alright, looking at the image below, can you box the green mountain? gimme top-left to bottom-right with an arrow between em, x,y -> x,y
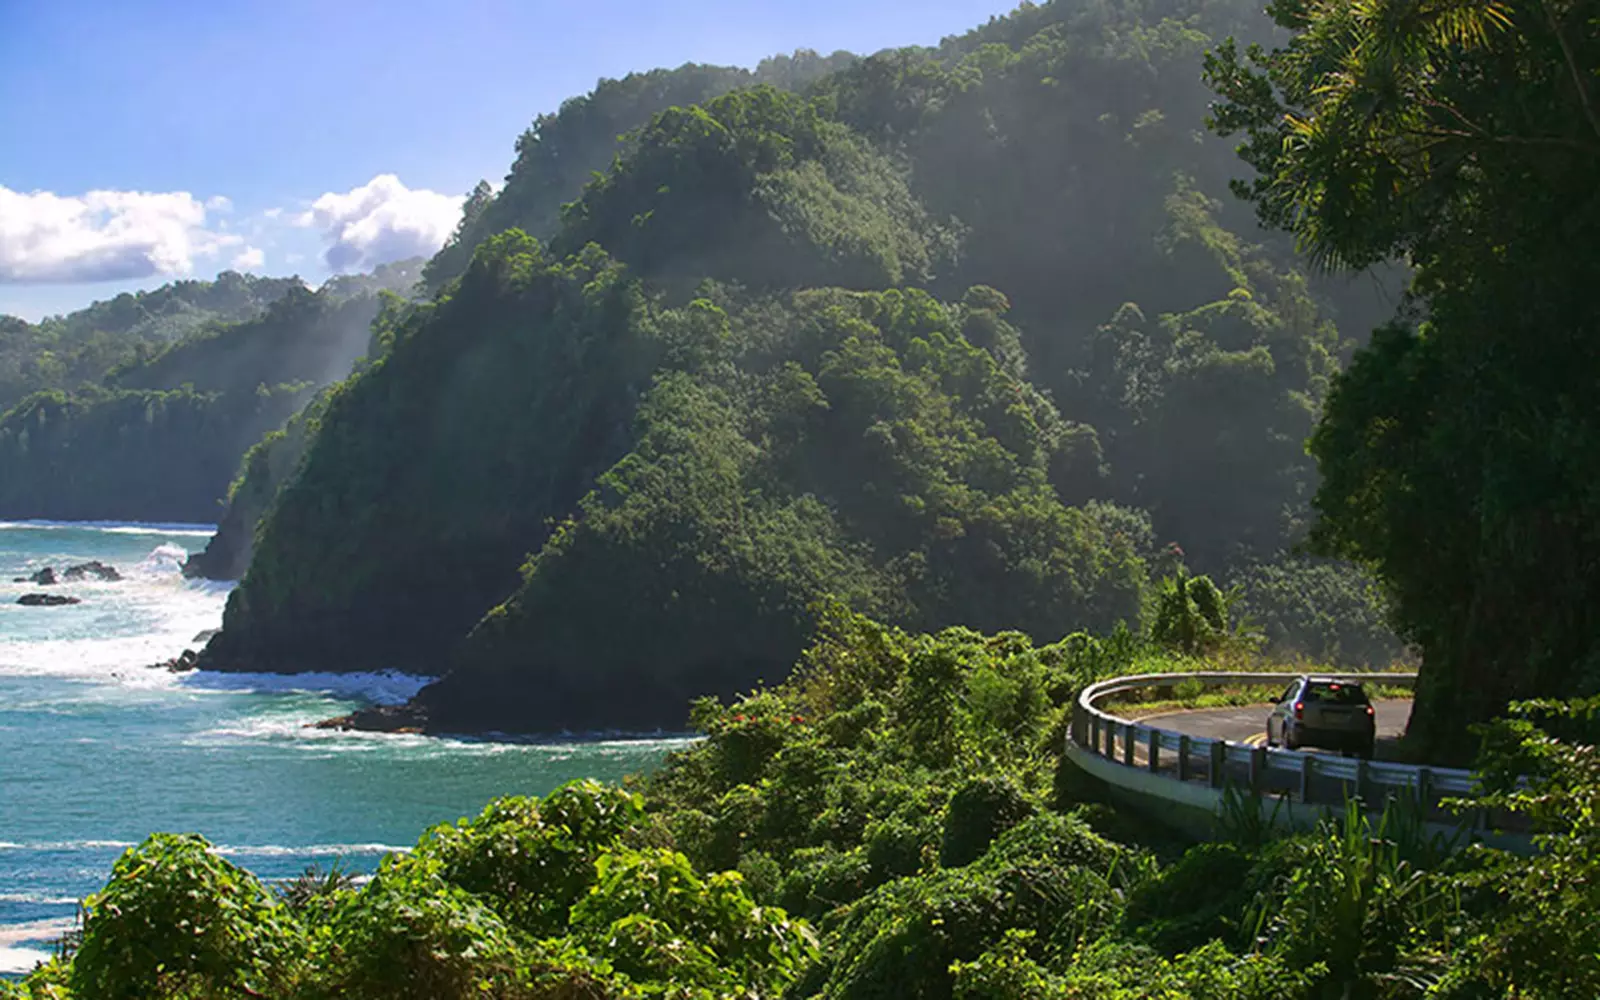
0,260 -> 422,524
422,50 -> 857,292
0,271 -> 302,413
199,0 -> 1394,732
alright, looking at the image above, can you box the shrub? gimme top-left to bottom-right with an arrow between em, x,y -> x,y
412,780 -> 642,936
778,846 -> 876,920
71,833 -> 300,1000
940,776 -> 1037,867
276,861 -> 360,923
810,813 -> 1130,1000
865,814 -> 935,883
1123,842 -> 1257,953
569,847 -> 818,996
310,856 -> 535,1000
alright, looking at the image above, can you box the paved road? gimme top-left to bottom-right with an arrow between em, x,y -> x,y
1139,700 -> 1413,758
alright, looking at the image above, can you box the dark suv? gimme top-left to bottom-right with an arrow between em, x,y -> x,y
1266,676 -> 1376,758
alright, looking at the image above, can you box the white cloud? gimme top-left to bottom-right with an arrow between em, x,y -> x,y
262,207 -> 283,220
231,246 -> 265,271
296,174 -> 462,273
0,185 -> 240,284
205,195 -> 233,212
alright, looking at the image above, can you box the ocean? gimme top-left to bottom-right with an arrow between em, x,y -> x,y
0,521 -> 689,976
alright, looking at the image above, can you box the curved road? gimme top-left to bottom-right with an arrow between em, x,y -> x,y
1139,700 -> 1413,759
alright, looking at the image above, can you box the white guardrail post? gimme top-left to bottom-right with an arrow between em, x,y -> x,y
1065,670 -> 1508,834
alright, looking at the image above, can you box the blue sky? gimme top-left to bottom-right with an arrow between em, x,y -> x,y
0,0 -> 1013,320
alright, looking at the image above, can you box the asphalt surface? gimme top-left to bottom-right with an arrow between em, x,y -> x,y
1139,700 -> 1413,758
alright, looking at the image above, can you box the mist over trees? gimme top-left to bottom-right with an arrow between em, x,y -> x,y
12,3 -> 1600,998
0,271 -> 302,412
202,0 -> 1411,734
0,260 -> 423,523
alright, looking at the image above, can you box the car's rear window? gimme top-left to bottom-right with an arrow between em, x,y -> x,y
1304,682 -> 1369,705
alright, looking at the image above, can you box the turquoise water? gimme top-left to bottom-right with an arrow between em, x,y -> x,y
0,522 -> 689,975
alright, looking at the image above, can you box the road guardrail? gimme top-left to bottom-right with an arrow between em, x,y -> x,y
1067,671 -> 1518,835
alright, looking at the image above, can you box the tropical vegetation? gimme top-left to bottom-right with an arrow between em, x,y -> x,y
7,612 -> 1598,998
201,0 -> 1408,740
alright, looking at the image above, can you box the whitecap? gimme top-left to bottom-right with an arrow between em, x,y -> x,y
0,520 -> 215,535
0,917 -> 77,972
179,669 -> 435,706
0,945 -> 53,975
212,843 -> 410,858
0,840 -> 134,852
0,894 -> 78,905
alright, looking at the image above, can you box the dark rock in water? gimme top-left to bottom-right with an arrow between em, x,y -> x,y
311,703 -> 428,735
18,592 -> 81,606
62,561 -> 122,582
192,628 -> 221,644
16,567 -> 59,586
147,649 -> 200,673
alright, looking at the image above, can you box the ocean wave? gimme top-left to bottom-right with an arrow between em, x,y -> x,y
0,917 -> 77,973
0,893 -> 78,906
0,840 -> 134,852
0,520 -> 215,536
213,843 -> 410,858
180,669 -> 435,706
0,551 -> 231,687
132,543 -> 195,578
0,839 -> 407,859
0,944 -> 54,975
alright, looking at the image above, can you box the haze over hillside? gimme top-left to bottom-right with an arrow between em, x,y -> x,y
7,1 -> 1600,997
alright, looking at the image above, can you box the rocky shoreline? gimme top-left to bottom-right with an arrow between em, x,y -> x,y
310,703 -> 429,735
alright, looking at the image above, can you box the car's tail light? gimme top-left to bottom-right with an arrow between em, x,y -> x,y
1294,702 -> 1304,720
1365,705 -> 1375,716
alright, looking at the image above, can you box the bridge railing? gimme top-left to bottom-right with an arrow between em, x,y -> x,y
1068,671 -> 1513,832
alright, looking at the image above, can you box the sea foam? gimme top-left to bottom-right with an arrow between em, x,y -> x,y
180,668 -> 434,706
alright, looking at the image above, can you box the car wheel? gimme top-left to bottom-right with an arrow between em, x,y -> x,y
1359,739 -> 1375,760
1266,720 -> 1278,748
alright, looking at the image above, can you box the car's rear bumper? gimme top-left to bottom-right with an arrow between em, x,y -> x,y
1293,725 -> 1374,749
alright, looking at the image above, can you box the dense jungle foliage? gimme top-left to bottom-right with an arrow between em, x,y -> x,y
0,261 -> 422,523
205,0 -> 1409,732
1206,0 -> 1600,760
422,50 -> 857,292
0,383 -> 317,524
9,613 -> 1599,999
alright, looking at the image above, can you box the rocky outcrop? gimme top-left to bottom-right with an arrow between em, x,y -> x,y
18,593 -> 81,606
146,649 -> 200,673
13,562 -> 122,585
63,561 -> 122,582
310,703 -> 428,734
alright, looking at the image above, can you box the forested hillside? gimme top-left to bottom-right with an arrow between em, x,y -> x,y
0,260 -> 422,523
11,1 -> 1600,997
203,0 -> 1405,730
422,50 -> 856,291
0,272 -> 301,412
